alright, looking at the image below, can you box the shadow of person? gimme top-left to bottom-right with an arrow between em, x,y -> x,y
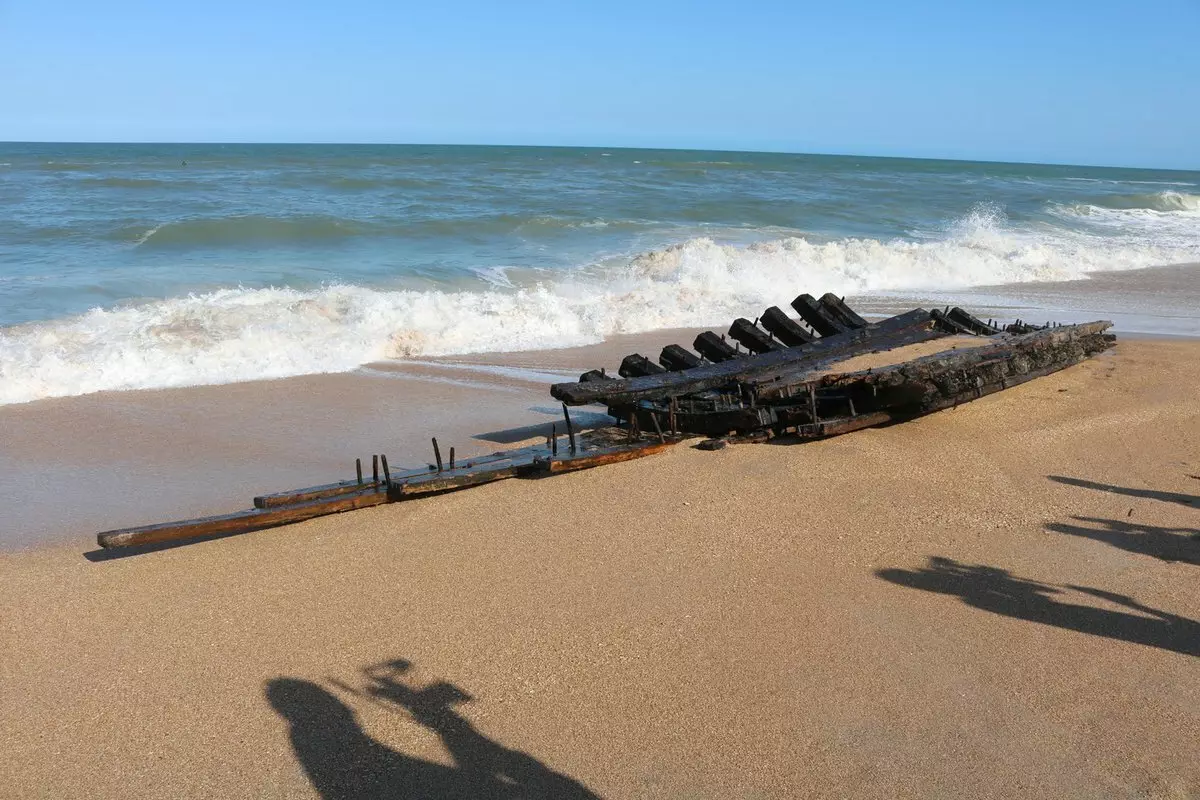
1048,515 -> 1200,565
1047,475 -> 1199,507
356,660 -> 598,799
266,663 -> 599,800
876,557 -> 1199,657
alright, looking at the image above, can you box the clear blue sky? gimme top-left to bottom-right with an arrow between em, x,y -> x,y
2,0 -> 1197,169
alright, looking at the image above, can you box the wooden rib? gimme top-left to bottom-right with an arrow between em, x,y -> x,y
728,318 -> 785,354
659,344 -> 704,371
694,331 -> 741,362
760,306 -> 815,346
819,294 -> 869,329
791,294 -> 850,337
619,354 -> 666,378
98,487 -> 388,548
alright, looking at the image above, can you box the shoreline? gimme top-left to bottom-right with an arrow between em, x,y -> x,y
2,336 -> 1197,797
0,326 -> 1191,554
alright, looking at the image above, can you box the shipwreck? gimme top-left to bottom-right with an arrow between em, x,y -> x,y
97,292 -> 1115,550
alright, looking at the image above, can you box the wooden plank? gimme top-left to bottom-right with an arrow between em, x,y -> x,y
819,294 -> 869,328
538,439 -> 678,473
760,306 -> 815,346
791,293 -> 850,337
659,344 -> 704,371
98,487 -> 389,548
930,308 -> 975,335
694,331 -> 741,362
728,318 -> 785,354
255,478 -> 379,508
552,309 -> 934,406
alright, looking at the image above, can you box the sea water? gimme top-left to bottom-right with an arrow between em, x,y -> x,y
2,142 -> 1198,405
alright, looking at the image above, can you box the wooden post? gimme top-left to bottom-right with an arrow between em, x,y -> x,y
356,458 -> 363,485
432,438 -> 444,472
649,412 -> 666,443
373,455 -> 379,484
449,447 -> 455,470
380,454 -> 392,484
562,404 -> 577,454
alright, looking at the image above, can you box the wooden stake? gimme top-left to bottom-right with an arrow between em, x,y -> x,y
449,447 -> 456,470
373,455 -> 379,484
380,454 -> 392,484
562,404 -> 576,454
356,458 -> 363,485
432,437 -> 444,472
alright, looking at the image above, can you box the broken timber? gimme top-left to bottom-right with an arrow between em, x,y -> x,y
95,290 -> 1115,551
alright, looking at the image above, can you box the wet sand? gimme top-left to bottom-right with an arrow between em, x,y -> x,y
2,338 -> 1197,798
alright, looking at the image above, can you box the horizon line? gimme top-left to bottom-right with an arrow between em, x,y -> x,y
2,139 -> 1197,174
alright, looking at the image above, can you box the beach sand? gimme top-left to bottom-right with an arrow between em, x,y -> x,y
2,338 -> 1198,798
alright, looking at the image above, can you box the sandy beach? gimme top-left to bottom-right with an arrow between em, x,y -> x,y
2,337 -> 1197,798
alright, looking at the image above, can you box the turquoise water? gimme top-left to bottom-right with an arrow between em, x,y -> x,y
1,142 -> 1198,404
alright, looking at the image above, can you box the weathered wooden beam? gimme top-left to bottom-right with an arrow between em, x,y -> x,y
619,354 -> 666,378
792,294 -> 850,337
694,331 -> 741,362
931,308 -> 975,335
760,306 -> 816,346
819,294 -> 869,329
98,487 -> 389,548
536,438 -> 679,474
659,344 -> 704,372
552,309 -> 934,406
728,318 -> 785,354
947,307 -> 1001,336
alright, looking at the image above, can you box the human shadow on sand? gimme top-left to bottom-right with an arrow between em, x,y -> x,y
1047,475 -> 1199,508
876,556 -> 1199,657
1048,515 -> 1200,565
266,659 -> 599,800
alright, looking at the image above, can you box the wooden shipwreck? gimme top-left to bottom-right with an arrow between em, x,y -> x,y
96,291 -> 1114,551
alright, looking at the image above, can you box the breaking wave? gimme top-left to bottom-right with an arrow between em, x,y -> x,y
3,205 -> 1198,406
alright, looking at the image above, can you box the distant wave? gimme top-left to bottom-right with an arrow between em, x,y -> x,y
4,204 -> 1198,405
114,213 -> 656,249
1091,191 -> 1200,213
79,177 -> 188,190
120,215 -> 368,248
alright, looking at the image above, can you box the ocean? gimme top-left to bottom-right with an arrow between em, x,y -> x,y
2,142 -> 1198,407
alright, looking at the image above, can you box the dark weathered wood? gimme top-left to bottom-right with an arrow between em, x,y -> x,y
947,307 -> 1001,336
390,459 -> 529,497
578,369 -> 610,383
256,477 -> 380,508
728,318 -> 785,354
694,331 -> 741,362
99,487 -> 389,548
619,354 -> 666,378
819,294 -> 869,328
537,438 -> 678,474
660,344 -> 703,371
552,309 -> 934,406
791,294 -> 850,337
931,308 -> 975,335
760,306 -> 815,346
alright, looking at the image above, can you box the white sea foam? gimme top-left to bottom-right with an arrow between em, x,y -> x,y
2,205 -> 1198,405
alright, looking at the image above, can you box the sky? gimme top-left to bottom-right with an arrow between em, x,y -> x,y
1,0 -> 1197,169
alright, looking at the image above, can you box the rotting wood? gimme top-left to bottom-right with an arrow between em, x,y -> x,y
694,331 -> 741,362
819,293 -> 869,329
760,306 -> 816,346
728,318 -> 785,354
552,308 -> 935,407
98,487 -> 389,549
95,289 -> 1118,551
660,344 -> 703,371
792,293 -> 850,336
